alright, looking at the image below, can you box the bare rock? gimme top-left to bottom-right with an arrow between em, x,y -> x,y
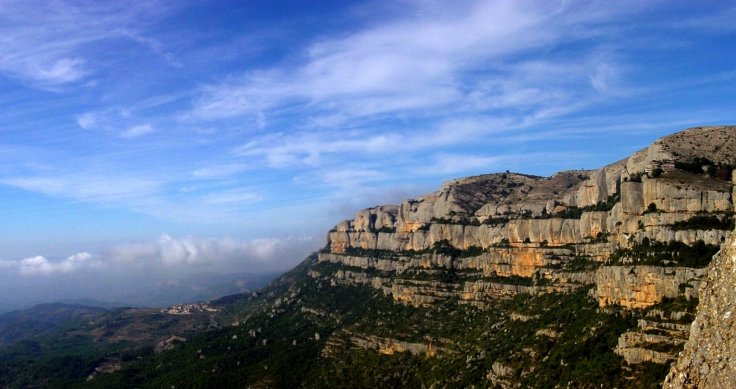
664,232 -> 736,388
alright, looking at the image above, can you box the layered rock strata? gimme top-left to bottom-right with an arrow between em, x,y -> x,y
317,126 -> 735,368
321,127 -> 734,310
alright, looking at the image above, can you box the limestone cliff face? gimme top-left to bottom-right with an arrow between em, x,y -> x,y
664,232 -> 736,388
595,266 -> 705,309
329,127 -> 734,258
318,126 -> 734,370
324,126 -> 734,308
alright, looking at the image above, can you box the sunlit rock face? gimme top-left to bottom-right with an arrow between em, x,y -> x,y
664,233 -> 736,388
329,127 -> 734,259
594,266 -> 705,309
325,127 -> 734,305
317,126 -> 736,376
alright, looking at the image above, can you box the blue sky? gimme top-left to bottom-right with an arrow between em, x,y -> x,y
0,0 -> 735,307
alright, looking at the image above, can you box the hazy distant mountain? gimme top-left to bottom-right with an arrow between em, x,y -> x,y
117,271 -> 279,308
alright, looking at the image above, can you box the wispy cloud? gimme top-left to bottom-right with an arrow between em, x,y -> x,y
427,154 -> 506,175
188,0 -> 638,128
0,174 -> 162,205
202,189 -> 263,205
192,163 -> 250,179
75,112 -> 98,130
0,0 -> 170,88
178,1 -> 657,173
120,123 -> 155,138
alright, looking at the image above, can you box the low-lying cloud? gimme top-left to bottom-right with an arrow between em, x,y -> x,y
107,234 -> 314,271
18,252 -> 100,276
0,234 -> 322,310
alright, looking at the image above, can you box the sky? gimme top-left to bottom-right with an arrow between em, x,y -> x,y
0,0 -> 735,309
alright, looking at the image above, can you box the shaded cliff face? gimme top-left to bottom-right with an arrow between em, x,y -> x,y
665,232 -> 736,388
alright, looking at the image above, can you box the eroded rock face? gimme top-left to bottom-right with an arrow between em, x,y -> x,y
313,127 -> 736,379
323,128 -> 736,313
324,127 -> 734,311
594,266 -> 705,309
664,233 -> 736,388
328,127 -> 735,257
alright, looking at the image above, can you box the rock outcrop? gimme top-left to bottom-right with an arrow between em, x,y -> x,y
595,266 -> 704,309
664,232 -> 736,388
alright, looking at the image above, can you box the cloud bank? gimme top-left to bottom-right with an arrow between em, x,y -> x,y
0,234 -> 321,309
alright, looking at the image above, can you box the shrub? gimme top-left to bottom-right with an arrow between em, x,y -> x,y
644,203 -> 658,214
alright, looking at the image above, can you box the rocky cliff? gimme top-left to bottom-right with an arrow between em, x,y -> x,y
664,230 -> 736,388
320,126 -> 735,369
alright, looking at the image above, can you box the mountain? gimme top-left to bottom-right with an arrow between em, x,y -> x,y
0,125 -> 734,388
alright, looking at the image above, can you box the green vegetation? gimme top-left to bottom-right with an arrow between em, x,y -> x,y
493,238 -> 511,248
588,231 -> 610,243
644,202 -> 660,214
482,216 -> 510,225
564,255 -> 602,271
342,240 -> 487,260
534,192 -> 621,220
627,172 -> 645,182
674,157 -> 734,180
670,214 -> 734,231
651,296 -> 699,322
607,239 -> 719,267
430,217 -> 481,226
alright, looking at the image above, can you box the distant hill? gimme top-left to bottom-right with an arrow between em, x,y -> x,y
0,303 -> 107,347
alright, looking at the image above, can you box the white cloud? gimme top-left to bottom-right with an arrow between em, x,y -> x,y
192,163 -> 249,179
195,2 -> 648,171
428,154 -> 506,175
0,1 -> 170,88
120,123 -> 155,138
234,131 -> 402,168
17,252 -> 99,276
1,234 -> 320,279
0,174 -> 161,204
202,189 -> 263,205
319,168 -> 384,187
188,0 -> 642,126
107,234 -> 320,272
31,57 -> 88,85
75,112 -> 98,130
